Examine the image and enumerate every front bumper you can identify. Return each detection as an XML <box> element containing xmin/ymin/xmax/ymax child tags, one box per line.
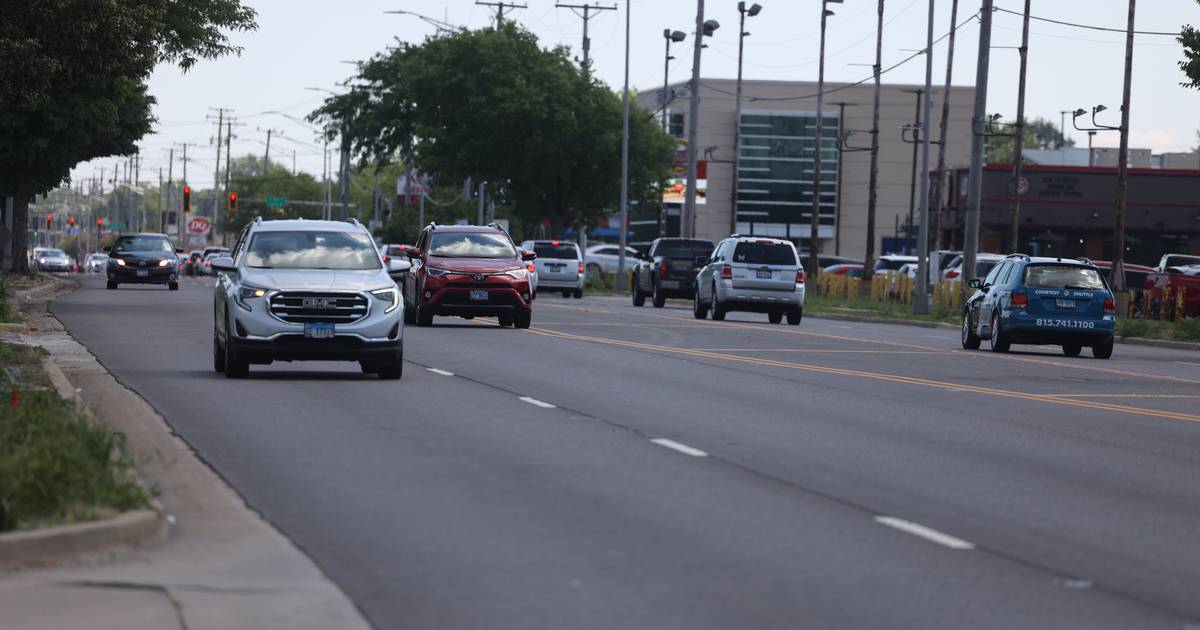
<box><xmin>39</xmin><ymin>262</ymin><xmax>72</xmax><ymax>272</ymax></box>
<box><xmin>230</xmin><ymin>335</ymin><xmax>402</xmax><ymax>363</ymax></box>
<box><xmin>717</xmin><ymin>281</ymin><xmax>806</xmax><ymax>309</ymax></box>
<box><xmin>108</xmin><ymin>265</ymin><xmax>177</xmax><ymax>283</ymax></box>
<box><xmin>421</xmin><ymin>280</ymin><xmax>532</xmax><ymax>316</ymax></box>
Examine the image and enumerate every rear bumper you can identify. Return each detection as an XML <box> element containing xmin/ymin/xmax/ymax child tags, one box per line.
<box><xmin>1002</xmin><ymin>310</ymin><xmax>1115</xmax><ymax>345</ymax></box>
<box><xmin>718</xmin><ymin>282</ymin><xmax>806</xmax><ymax>308</ymax></box>
<box><xmin>230</xmin><ymin>335</ymin><xmax>402</xmax><ymax>363</ymax></box>
<box><xmin>537</xmin><ymin>276</ymin><xmax>584</xmax><ymax>290</ymax></box>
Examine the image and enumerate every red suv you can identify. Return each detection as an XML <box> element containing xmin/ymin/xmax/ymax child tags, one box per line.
<box><xmin>403</xmin><ymin>224</ymin><xmax>536</xmax><ymax>328</ymax></box>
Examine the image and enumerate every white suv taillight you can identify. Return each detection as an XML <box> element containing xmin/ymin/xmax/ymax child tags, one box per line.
<box><xmin>796</xmin><ymin>269</ymin><xmax>806</xmax><ymax>285</ymax></box>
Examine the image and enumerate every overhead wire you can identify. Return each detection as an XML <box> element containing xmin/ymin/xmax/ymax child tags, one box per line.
<box><xmin>992</xmin><ymin>6</ymin><xmax>1181</xmax><ymax>37</ymax></box>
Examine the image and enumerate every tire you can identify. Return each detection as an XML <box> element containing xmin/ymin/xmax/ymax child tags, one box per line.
<box><xmin>710</xmin><ymin>285</ymin><xmax>726</xmax><ymax>321</ymax></box>
<box><xmin>376</xmin><ymin>354</ymin><xmax>404</xmax><ymax>380</ymax></box>
<box><xmin>106</xmin><ymin>281</ymin><xmax>117</xmax><ymax>290</ymax></box>
<box><xmin>416</xmin><ymin>303</ymin><xmax>434</xmax><ymax>327</ymax></box>
<box><xmin>168</xmin><ymin>282</ymin><xmax>179</xmax><ymax>291</ymax></box>
<box><xmin>212</xmin><ymin>336</ymin><xmax>225</xmax><ymax>373</ymax></box>
<box><xmin>652</xmin><ymin>282</ymin><xmax>666</xmax><ymax>308</ymax></box>
<box><xmin>787</xmin><ymin>306</ymin><xmax>803</xmax><ymax>326</ymax></box>
<box><xmin>514</xmin><ymin>310</ymin><xmax>532</xmax><ymax>329</ymax></box>
<box><xmin>573</xmin><ymin>289</ymin><xmax>583</xmax><ymax>299</ymax></box>
<box><xmin>961</xmin><ymin>310</ymin><xmax>981</xmax><ymax>349</ymax></box>
<box><xmin>223</xmin><ymin>317</ymin><xmax>249</xmax><ymax>378</ymax></box>
<box><xmin>693</xmin><ymin>289</ymin><xmax>709</xmax><ymax>319</ymax></box>
<box><xmin>632</xmin><ymin>274</ymin><xmax>646</xmax><ymax>307</ymax></box>
<box><xmin>989</xmin><ymin>312</ymin><xmax>1010</xmax><ymax>353</ymax></box>
<box><xmin>768</xmin><ymin>311</ymin><xmax>783</xmax><ymax>324</ymax></box>
<box><xmin>404</xmin><ymin>302</ymin><xmax>416</xmax><ymax>325</ymax></box>
<box><xmin>1092</xmin><ymin>337</ymin><xmax>1114</xmax><ymax>359</ymax></box>
<box><xmin>1062</xmin><ymin>344</ymin><xmax>1082</xmax><ymax>357</ymax></box>
<box><xmin>498</xmin><ymin>313</ymin><xmax>515</xmax><ymax>327</ymax></box>
<box><xmin>562</xmin><ymin>290</ymin><xmax>571</xmax><ymax>298</ymax></box>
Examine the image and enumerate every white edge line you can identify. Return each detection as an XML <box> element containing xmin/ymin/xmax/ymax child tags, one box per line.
<box><xmin>426</xmin><ymin>368</ymin><xmax>455</xmax><ymax>376</ymax></box>
<box><xmin>874</xmin><ymin>516</ymin><xmax>975</xmax><ymax>550</ymax></box>
<box><xmin>519</xmin><ymin>396</ymin><xmax>556</xmax><ymax>409</ymax></box>
<box><xmin>650</xmin><ymin>438</ymin><xmax>709</xmax><ymax>458</ymax></box>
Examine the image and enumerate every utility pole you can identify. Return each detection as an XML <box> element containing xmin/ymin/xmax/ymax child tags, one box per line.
<box><xmin>166</xmin><ymin>147</ymin><xmax>176</xmax><ymax>242</ymax></box>
<box><xmin>616</xmin><ymin>0</ymin><xmax>631</xmax><ymax>292</ymax></box>
<box><xmin>1007</xmin><ymin>0</ymin><xmax>1032</xmax><ymax>253</ymax></box>
<box><xmin>1111</xmin><ymin>0</ymin><xmax>1137</xmax><ymax>297</ymax></box>
<box><xmin>902</xmin><ymin>88</ymin><xmax>924</xmax><ymax>256</ymax></box>
<box><xmin>963</xmin><ymin>0</ymin><xmax>995</xmax><ymax>293</ymax></box>
<box><xmin>830</xmin><ymin>101</ymin><xmax>856</xmax><ymax>255</ymax></box>
<box><xmin>863</xmin><ymin>0</ymin><xmax>885</xmax><ymax>283</ymax></box>
<box><xmin>223</xmin><ymin>120</ymin><xmax>232</xmax><ymax>244</ymax></box>
<box><xmin>158</xmin><ymin>167</ymin><xmax>165</xmax><ymax>232</ymax></box>
<box><xmin>733</xmin><ymin>2</ymin><xmax>762</xmax><ymax>236</ymax></box>
<box><xmin>476</xmin><ymin>1</ymin><xmax>527</xmax><ymax>28</ymax></box>
<box><xmin>208</xmin><ymin>108</ymin><xmax>228</xmax><ymax>230</ymax></box>
<box><xmin>683</xmin><ymin>0</ymin><xmax>708</xmax><ymax>239</ymax></box>
<box><xmin>259</xmin><ymin>127</ymin><xmax>283</xmax><ymax>175</ymax></box>
<box><xmin>476</xmin><ymin>182</ymin><xmax>486</xmax><ymax>225</ymax></box>
<box><xmin>913</xmin><ymin>0</ymin><xmax>935</xmax><ymax>314</ymax></box>
<box><xmin>556</xmin><ymin>2</ymin><xmax>616</xmax><ymax>73</ymax></box>
<box><xmin>338</xmin><ymin>131</ymin><xmax>350</xmax><ymax>221</ymax></box>
<box><xmin>930</xmin><ymin>0</ymin><xmax>959</xmax><ymax>252</ymax></box>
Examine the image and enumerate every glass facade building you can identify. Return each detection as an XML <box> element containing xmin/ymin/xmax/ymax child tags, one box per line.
<box><xmin>735</xmin><ymin>110</ymin><xmax>841</xmax><ymax>240</ymax></box>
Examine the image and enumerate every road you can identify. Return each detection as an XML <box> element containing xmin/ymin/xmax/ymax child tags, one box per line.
<box><xmin>52</xmin><ymin>275</ymin><xmax>1200</xmax><ymax>629</ymax></box>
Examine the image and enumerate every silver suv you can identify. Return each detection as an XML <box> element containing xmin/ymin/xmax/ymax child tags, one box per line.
<box><xmin>211</xmin><ymin>218</ymin><xmax>408</xmax><ymax>379</ymax></box>
<box><xmin>693</xmin><ymin>236</ymin><xmax>806</xmax><ymax>325</ymax></box>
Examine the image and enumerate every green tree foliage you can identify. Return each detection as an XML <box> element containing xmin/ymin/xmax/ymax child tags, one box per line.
<box><xmin>0</xmin><ymin>1</ymin><xmax>256</xmax><ymax>272</ymax></box>
<box><xmin>985</xmin><ymin>117</ymin><xmax>1075</xmax><ymax>164</ymax></box>
<box><xmin>309</xmin><ymin>25</ymin><xmax>675</xmax><ymax>239</ymax></box>
<box><xmin>1181</xmin><ymin>6</ymin><xmax>1200</xmax><ymax>89</ymax></box>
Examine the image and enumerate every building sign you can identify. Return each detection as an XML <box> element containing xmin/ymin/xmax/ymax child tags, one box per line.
<box><xmin>186</xmin><ymin>216</ymin><xmax>211</xmax><ymax>235</ymax></box>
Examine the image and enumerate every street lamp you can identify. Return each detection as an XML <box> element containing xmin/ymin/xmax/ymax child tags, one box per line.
<box><xmin>661</xmin><ymin>29</ymin><xmax>687</xmax><ymax>131</ymax></box>
<box><xmin>808</xmin><ymin>0</ymin><xmax>841</xmax><ymax>276</ymax></box>
<box><xmin>683</xmin><ymin>1</ymin><xmax>719</xmax><ymax>238</ymax></box>
<box><xmin>732</xmin><ymin>2</ymin><xmax>762</xmax><ymax>235</ymax></box>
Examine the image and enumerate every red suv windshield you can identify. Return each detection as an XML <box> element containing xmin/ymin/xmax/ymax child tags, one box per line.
<box><xmin>428</xmin><ymin>232</ymin><xmax>515</xmax><ymax>259</ymax></box>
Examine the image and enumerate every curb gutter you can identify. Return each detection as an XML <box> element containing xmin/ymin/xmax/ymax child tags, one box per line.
<box><xmin>0</xmin><ymin>511</ymin><xmax>164</xmax><ymax>571</ymax></box>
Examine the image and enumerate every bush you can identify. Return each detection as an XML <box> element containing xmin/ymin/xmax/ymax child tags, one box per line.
<box><xmin>1117</xmin><ymin>318</ymin><xmax>1150</xmax><ymax>338</ymax></box>
<box><xmin>1176</xmin><ymin>317</ymin><xmax>1200</xmax><ymax>342</ymax></box>
<box><xmin>0</xmin><ymin>391</ymin><xmax>151</xmax><ymax>531</ymax></box>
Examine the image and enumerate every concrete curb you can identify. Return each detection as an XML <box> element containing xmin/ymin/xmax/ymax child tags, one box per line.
<box><xmin>39</xmin><ymin>357</ymin><xmax>76</xmax><ymax>400</ymax></box>
<box><xmin>0</xmin><ymin>510</ymin><xmax>164</xmax><ymax>571</ymax></box>
<box><xmin>807</xmin><ymin>311</ymin><xmax>959</xmax><ymax>330</ymax></box>
<box><xmin>1117</xmin><ymin>336</ymin><xmax>1200</xmax><ymax>352</ymax></box>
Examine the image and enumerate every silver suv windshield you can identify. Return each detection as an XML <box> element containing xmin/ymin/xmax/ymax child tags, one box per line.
<box><xmin>244</xmin><ymin>230</ymin><xmax>381</xmax><ymax>270</ymax></box>
<box><xmin>428</xmin><ymin>232</ymin><xmax>515</xmax><ymax>259</ymax></box>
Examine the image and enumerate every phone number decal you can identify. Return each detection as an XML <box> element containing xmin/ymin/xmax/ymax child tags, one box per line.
<box><xmin>1035</xmin><ymin>318</ymin><xmax>1095</xmax><ymax>329</ymax></box>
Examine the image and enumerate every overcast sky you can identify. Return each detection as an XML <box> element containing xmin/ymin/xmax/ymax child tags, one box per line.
<box><xmin>70</xmin><ymin>0</ymin><xmax>1200</xmax><ymax>190</ymax></box>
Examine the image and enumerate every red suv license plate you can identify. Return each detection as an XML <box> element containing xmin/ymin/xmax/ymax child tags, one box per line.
<box><xmin>469</xmin><ymin>289</ymin><xmax>488</xmax><ymax>301</ymax></box>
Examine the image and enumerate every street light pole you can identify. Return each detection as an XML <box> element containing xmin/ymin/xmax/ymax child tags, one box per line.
<box><xmin>683</xmin><ymin>0</ymin><xmax>708</xmax><ymax>239</ymax></box>
<box><xmin>962</xmin><ymin>0</ymin><xmax>995</xmax><ymax>296</ymax></box>
<box><xmin>810</xmin><ymin>0</ymin><xmax>839</xmax><ymax>277</ymax></box>
<box><xmin>617</xmin><ymin>0</ymin><xmax>632</xmax><ymax>292</ymax></box>
<box><xmin>1007</xmin><ymin>0</ymin><xmax>1032</xmax><ymax>254</ymax></box>
<box><xmin>863</xmin><ymin>0</ymin><xmax>884</xmax><ymax>283</ymax></box>
<box><xmin>733</xmin><ymin>3</ymin><xmax>762</xmax><ymax>237</ymax></box>
<box><xmin>913</xmin><ymin>0</ymin><xmax>935</xmax><ymax>315</ymax></box>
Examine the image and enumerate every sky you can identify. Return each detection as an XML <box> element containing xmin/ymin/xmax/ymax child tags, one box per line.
<box><xmin>70</xmin><ymin>0</ymin><xmax>1200</xmax><ymax>191</ymax></box>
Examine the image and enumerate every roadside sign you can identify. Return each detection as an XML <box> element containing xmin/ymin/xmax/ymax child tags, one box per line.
<box><xmin>108</xmin><ymin>221</ymin><xmax>126</xmax><ymax>230</ymax></box>
<box><xmin>186</xmin><ymin>216</ymin><xmax>211</xmax><ymax>235</ymax></box>
<box><xmin>266</xmin><ymin>195</ymin><xmax>287</xmax><ymax>208</ymax></box>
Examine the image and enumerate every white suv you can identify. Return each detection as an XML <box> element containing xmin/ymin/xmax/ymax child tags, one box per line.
<box><xmin>693</xmin><ymin>236</ymin><xmax>805</xmax><ymax>324</ymax></box>
<box><xmin>211</xmin><ymin>218</ymin><xmax>408</xmax><ymax>379</ymax></box>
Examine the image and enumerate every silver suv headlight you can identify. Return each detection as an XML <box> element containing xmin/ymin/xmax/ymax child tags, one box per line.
<box><xmin>371</xmin><ymin>287</ymin><xmax>400</xmax><ymax>314</ymax></box>
<box><xmin>235</xmin><ymin>284</ymin><xmax>270</xmax><ymax>311</ymax></box>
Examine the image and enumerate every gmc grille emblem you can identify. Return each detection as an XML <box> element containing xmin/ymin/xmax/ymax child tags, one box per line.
<box><xmin>302</xmin><ymin>298</ymin><xmax>336</xmax><ymax>309</ymax></box>
<box><xmin>472</xmin><ymin>273</ymin><xmax>487</xmax><ymax>281</ymax></box>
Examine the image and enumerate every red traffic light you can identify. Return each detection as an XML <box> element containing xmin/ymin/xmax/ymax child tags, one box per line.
<box><xmin>46</xmin><ymin>214</ymin><xmax>53</xmax><ymax>227</ymax></box>
<box><xmin>68</xmin><ymin>216</ymin><xmax>76</xmax><ymax>227</ymax></box>
<box><xmin>182</xmin><ymin>186</ymin><xmax>191</xmax><ymax>213</ymax></box>
<box><xmin>97</xmin><ymin>218</ymin><xmax>103</xmax><ymax>228</ymax></box>
<box><xmin>227</xmin><ymin>191</ymin><xmax>238</xmax><ymax>212</ymax></box>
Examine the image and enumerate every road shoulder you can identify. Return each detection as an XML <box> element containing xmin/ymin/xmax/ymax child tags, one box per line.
<box><xmin>0</xmin><ymin>280</ymin><xmax>370</xmax><ymax>630</ymax></box>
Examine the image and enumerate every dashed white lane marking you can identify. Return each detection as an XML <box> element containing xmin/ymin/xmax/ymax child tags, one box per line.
<box><xmin>1176</xmin><ymin>361</ymin><xmax>1200</xmax><ymax>367</ymax></box>
<box><xmin>650</xmin><ymin>438</ymin><xmax>708</xmax><ymax>458</ymax></box>
<box><xmin>519</xmin><ymin>396</ymin><xmax>556</xmax><ymax>409</ymax></box>
<box><xmin>874</xmin><ymin>516</ymin><xmax>975</xmax><ymax>550</ymax></box>
<box><xmin>427</xmin><ymin>368</ymin><xmax>455</xmax><ymax>376</ymax></box>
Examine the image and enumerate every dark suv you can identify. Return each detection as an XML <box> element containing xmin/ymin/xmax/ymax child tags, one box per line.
<box><xmin>403</xmin><ymin>224</ymin><xmax>536</xmax><ymax>328</ymax></box>
<box><xmin>632</xmin><ymin>237</ymin><xmax>715</xmax><ymax>308</ymax></box>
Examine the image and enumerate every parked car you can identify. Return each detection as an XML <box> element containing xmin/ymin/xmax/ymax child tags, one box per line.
<box><xmin>584</xmin><ymin>243</ymin><xmax>640</xmax><ymax>276</ymax></box>
<box><xmin>694</xmin><ymin>236</ymin><xmax>805</xmax><ymax>324</ymax></box>
<box><xmin>824</xmin><ymin>263</ymin><xmax>864</xmax><ymax>278</ymax></box>
<box><xmin>1091</xmin><ymin>260</ymin><xmax>1155</xmax><ymax>315</ymax></box>
<box><xmin>962</xmin><ymin>254</ymin><xmax>1116</xmax><ymax>359</ymax></box>
<box><xmin>33</xmin><ymin>247</ymin><xmax>73</xmax><ymax>272</ymax></box>
<box><xmin>800</xmin><ymin>253</ymin><xmax>862</xmax><ymax>270</ymax></box>
<box><xmin>521</xmin><ymin>240</ymin><xmax>584</xmax><ymax>298</ymax></box>
<box><xmin>944</xmin><ymin>252</ymin><xmax>1006</xmax><ymax>281</ymax></box>
<box><xmin>1143</xmin><ymin>254</ymin><xmax>1200</xmax><ymax>318</ymax></box>
<box><xmin>407</xmin><ymin>224</ymin><xmax>535</xmax><ymax>327</ymax></box>
<box><xmin>105</xmin><ymin>233</ymin><xmax>182</xmax><ymax>290</ymax></box>
<box><xmin>873</xmin><ymin>254</ymin><xmax>918</xmax><ymax>276</ymax></box>
<box><xmin>211</xmin><ymin>218</ymin><xmax>406</xmax><ymax>379</ymax></box>
<box><xmin>632</xmin><ymin>237</ymin><xmax>716</xmax><ymax>307</ymax></box>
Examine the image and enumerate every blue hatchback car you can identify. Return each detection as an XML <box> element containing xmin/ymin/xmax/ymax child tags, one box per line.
<box><xmin>962</xmin><ymin>254</ymin><xmax>1116</xmax><ymax>359</ymax></box>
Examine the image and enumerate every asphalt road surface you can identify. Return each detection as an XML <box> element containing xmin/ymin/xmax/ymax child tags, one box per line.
<box><xmin>52</xmin><ymin>275</ymin><xmax>1200</xmax><ymax>629</ymax></box>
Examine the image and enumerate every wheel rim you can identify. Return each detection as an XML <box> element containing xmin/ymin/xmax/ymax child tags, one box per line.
<box><xmin>990</xmin><ymin>314</ymin><xmax>1000</xmax><ymax>349</ymax></box>
<box><xmin>962</xmin><ymin>314</ymin><xmax>970</xmax><ymax>344</ymax></box>
<box><xmin>711</xmin><ymin>288</ymin><xmax>717</xmax><ymax>313</ymax></box>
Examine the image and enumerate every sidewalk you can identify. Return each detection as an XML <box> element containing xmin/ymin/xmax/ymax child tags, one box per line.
<box><xmin>0</xmin><ymin>279</ymin><xmax>371</xmax><ymax>630</ymax></box>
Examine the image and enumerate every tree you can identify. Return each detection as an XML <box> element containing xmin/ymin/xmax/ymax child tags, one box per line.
<box><xmin>310</xmin><ymin>25</ymin><xmax>675</xmax><ymax>239</ymax></box>
<box><xmin>985</xmin><ymin>117</ymin><xmax>1074</xmax><ymax>164</ymax></box>
<box><xmin>0</xmin><ymin>1</ymin><xmax>256</xmax><ymax>273</ymax></box>
<box><xmin>1181</xmin><ymin>6</ymin><xmax>1200</xmax><ymax>89</ymax></box>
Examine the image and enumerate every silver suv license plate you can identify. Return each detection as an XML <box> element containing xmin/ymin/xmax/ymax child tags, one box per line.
<box><xmin>304</xmin><ymin>323</ymin><xmax>335</xmax><ymax>339</ymax></box>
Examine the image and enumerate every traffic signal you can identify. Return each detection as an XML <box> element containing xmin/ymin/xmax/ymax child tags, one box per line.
<box><xmin>96</xmin><ymin>217</ymin><xmax>103</xmax><ymax>229</ymax></box>
<box><xmin>227</xmin><ymin>191</ymin><xmax>238</xmax><ymax>213</ymax></box>
<box><xmin>182</xmin><ymin>186</ymin><xmax>191</xmax><ymax>213</ymax></box>
<box><xmin>46</xmin><ymin>214</ymin><xmax>53</xmax><ymax>229</ymax></box>
<box><xmin>68</xmin><ymin>216</ymin><xmax>76</xmax><ymax>228</ymax></box>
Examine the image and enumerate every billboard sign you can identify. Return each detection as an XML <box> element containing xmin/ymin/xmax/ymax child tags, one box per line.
<box><xmin>186</xmin><ymin>216</ymin><xmax>211</xmax><ymax>235</ymax></box>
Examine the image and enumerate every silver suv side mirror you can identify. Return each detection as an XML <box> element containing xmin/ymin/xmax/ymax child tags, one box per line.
<box><xmin>210</xmin><ymin>256</ymin><xmax>236</xmax><ymax>273</ymax></box>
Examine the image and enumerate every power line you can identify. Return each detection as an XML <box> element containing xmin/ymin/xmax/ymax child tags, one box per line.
<box><xmin>992</xmin><ymin>6</ymin><xmax>1179</xmax><ymax>36</ymax></box>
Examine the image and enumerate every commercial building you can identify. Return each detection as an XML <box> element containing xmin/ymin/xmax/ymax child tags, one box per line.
<box><xmin>637</xmin><ymin>78</ymin><xmax>976</xmax><ymax>260</ymax></box>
